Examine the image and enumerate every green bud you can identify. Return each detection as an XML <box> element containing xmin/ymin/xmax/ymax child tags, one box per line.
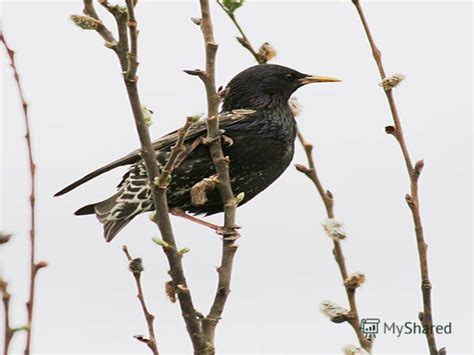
<box><xmin>142</xmin><ymin>106</ymin><xmax>153</xmax><ymax>127</ymax></box>
<box><xmin>178</xmin><ymin>247</ymin><xmax>190</xmax><ymax>255</ymax></box>
<box><xmin>191</xmin><ymin>113</ymin><xmax>203</xmax><ymax>123</ymax></box>
<box><xmin>149</xmin><ymin>212</ymin><xmax>157</xmax><ymax>222</ymax></box>
<box><xmin>152</xmin><ymin>237</ymin><xmax>170</xmax><ymax>248</ymax></box>
<box><xmin>235</xmin><ymin>192</ymin><xmax>245</xmax><ymax>204</ymax></box>
<box><xmin>222</xmin><ymin>0</ymin><xmax>245</xmax><ymax>13</ymax></box>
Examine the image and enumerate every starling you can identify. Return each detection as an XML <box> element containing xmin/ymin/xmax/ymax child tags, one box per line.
<box><xmin>55</xmin><ymin>64</ymin><xmax>340</xmax><ymax>241</ymax></box>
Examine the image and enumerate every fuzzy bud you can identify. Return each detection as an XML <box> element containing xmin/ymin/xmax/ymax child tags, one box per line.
<box><xmin>258</xmin><ymin>42</ymin><xmax>277</xmax><ymax>63</ymax></box>
<box><xmin>344</xmin><ymin>272</ymin><xmax>366</xmax><ymax>289</ymax></box>
<box><xmin>322</xmin><ymin>218</ymin><xmax>347</xmax><ymax>241</ymax></box>
<box><xmin>379</xmin><ymin>73</ymin><xmax>405</xmax><ymax>90</ymax></box>
<box><xmin>129</xmin><ymin>258</ymin><xmax>144</xmax><ymax>274</ymax></box>
<box><xmin>343</xmin><ymin>345</ymin><xmax>370</xmax><ymax>355</ymax></box>
<box><xmin>191</xmin><ymin>175</ymin><xmax>220</xmax><ymax>205</ymax></box>
<box><xmin>70</xmin><ymin>14</ymin><xmax>101</xmax><ymax>30</ymax></box>
<box><xmin>165</xmin><ymin>281</ymin><xmax>177</xmax><ymax>303</ymax></box>
<box><xmin>320</xmin><ymin>300</ymin><xmax>351</xmax><ymax>323</ymax></box>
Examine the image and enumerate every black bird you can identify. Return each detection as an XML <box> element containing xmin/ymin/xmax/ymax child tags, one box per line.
<box><xmin>55</xmin><ymin>64</ymin><xmax>340</xmax><ymax>241</ymax></box>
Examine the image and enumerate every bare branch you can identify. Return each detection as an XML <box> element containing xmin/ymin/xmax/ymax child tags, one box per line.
<box><xmin>216</xmin><ymin>5</ymin><xmax>371</xmax><ymax>352</ymax></box>
<box><xmin>77</xmin><ymin>1</ymin><xmax>209</xmax><ymax>352</ymax></box>
<box><xmin>351</xmin><ymin>1</ymin><xmax>441</xmax><ymax>353</ymax></box>
<box><xmin>122</xmin><ymin>246</ymin><xmax>159</xmax><ymax>355</ymax></box>
<box><xmin>0</xmin><ymin>31</ymin><xmax>48</xmax><ymax>355</ymax></box>
<box><xmin>1</xmin><ymin>278</ymin><xmax>17</xmax><ymax>355</ymax></box>
<box><xmin>296</xmin><ymin>130</ymin><xmax>372</xmax><ymax>352</ymax></box>
<box><xmin>192</xmin><ymin>0</ymin><xmax>241</xmax><ymax>347</ymax></box>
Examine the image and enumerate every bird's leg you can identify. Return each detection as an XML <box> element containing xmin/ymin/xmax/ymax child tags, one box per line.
<box><xmin>170</xmin><ymin>208</ymin><xmax>224</xmax><ymax>234</ymax></box>
<box><xmin>169</xmin><ymin>208</ymin><xmax>240</xmax><ymax>238</ymax></box>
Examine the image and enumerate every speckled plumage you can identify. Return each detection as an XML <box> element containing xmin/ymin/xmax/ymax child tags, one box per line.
<box><xmin>56</xmin><ymin>64</ymin><xmax>326</xmax><ymax>241</ymax></box>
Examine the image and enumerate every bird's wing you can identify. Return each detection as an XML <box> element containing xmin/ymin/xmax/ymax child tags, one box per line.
<box><xmin>54</xmin><ymin>110</ymin><xmax>255</xmax><ymax>196</ymax></box>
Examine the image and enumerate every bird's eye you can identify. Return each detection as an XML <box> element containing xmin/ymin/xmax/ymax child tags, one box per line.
<box><xmin>284</xmin><ymin>73</ymin><xmax>294</xmax><ymax>81</ymax></box>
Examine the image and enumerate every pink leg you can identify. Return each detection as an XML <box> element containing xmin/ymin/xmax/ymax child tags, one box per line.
<box><xmin>170</xmin><ymin>208</ymin><xmax>240</xmax><ymax>238</ymax></box>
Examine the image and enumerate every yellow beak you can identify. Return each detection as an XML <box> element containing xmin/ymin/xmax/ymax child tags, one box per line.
<box><xmin>299</xmin><ymin>75</ymin><xmax>341</xmax><ymax>85</ymax></box>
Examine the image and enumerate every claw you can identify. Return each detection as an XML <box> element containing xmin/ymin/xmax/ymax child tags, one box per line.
<box><xmin>221</xmin><ymin>134</ymin><xmax>234</xmax><ymax>147</ymax></box>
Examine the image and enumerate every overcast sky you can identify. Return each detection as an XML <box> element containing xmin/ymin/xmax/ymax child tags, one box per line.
<box><xmin>1</xmin><ymin>1</ymin><xmax>472</xmax><ymax>354</ymax></box>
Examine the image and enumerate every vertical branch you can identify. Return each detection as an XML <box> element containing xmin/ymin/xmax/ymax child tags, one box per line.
<box><xmin>0</xmin><ymin>32</ymin><xmax>48</xmax><ymax>355</ymax></box>
<box><xmin>295</xmin><ymin>133</ymin><xmax>371</xmax><ymax>352</ymax></box>
<box><xmin>122</xmin><ymin>246</ymin><xmax>159</xmax><ymax>355</ymax></box>
<box><xmin>351</xmin><ymin>1</ymin><xmax>442</xmax><ymax>354</ymax></box>
<box><xmin>1</xmin><ymin>278</ymin><xmax>28</xmax><ymax>355</ymax></box>
<box><xmin>75</xmin><ymin>2</ymin><xmax>209</xmax><ymax>353</ymax></box>
<box><xmin>217</xmin><ymin>5</ymin><xmax>371</xmax><ymax>352</ymax></box>
<box><xmin>1</xmin><ymin>278</ymin><xmax>14</xmax><ymax>355</ymax></box>
<box><xmin>190</xmin><ymin>0</ymin><xmax>240</xmax><ymax>346</ymax></box>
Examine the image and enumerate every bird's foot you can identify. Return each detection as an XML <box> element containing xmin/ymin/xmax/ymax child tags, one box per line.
<box><xmin>202</xmin><ymin>131</ymin><xmax>233</xmax><ymax>147</ymax></box>
<box><xmin>221</xmin><ymin>134</ymin><xmax>234</xmax><ymax>147</ymax></box>
<box><xmin>170</xmin><ymin>208</ymin><xmax>241</xmax><ymax>238</ymax></box>
<box><xmin>216</xmin><ymin>225</ymin><xmax>241</xmax><ymax>240</ymax></box>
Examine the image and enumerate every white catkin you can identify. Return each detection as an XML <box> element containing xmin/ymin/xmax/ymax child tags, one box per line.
<box><xmin>343</xmin><ymin>345</ymin><xmax>370</xmax><ymax>355</ymax></box>
<box><xmin>379</xmin><ymin>73</ymin><xmax>405</xmax><ymax>90</ymax></box>
<box><xmin>322</xmin><ymin>218</ymin><xmax>347</xmax><ymax>240</ymax></box>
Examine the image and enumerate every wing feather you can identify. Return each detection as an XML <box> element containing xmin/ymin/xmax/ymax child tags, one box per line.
<box><xmin>54</xmin><ymin>110</ymin><xmax>255</xmax><ymax>196</ymax></box>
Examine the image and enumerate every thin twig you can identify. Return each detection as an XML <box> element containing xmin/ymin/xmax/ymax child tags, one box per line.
<box><xmin>351</xmin><ymin>1</ymin><xmax>442</xmax><ymax>354</ymax></box>
<box><xmin>1</xmin><ymin>278</ymin><xmax>13</xmax><ymax>355</ymax></box>
<box><xmin>295</xmin><ymin>132</ymin><xmax>371</xmax><ymax>352</ymax></box>
<box><xmin>156</xmin><ymin>117</ymin><xmax>194</xmax><ymax>189</ymax></box>
<box><xmin>122</xmin><ymin>246</ymin><xmax>159</xmax><ymax>355</ymax></box>
<box><xmin>0</xmin><ymin>31</ymin><xmax>48</xmax><ymax>355</ymax></box>
<box><xmin>78</xmin><ymin>1</ymin><xmax>209</xmax><ymax>353</ymax></box>
<box><xmin>216</xmin><ymin>6</ymin><xmax>371</xmax><ymax>352</ymax></box>
<box><xmin>190</xmin><ymin>0</ymin><xmax>240</xmax><ymax>347</ymax></box>
<box><xmin>216</xmin><ymin>0</ymin><xmax>263</xmax><ymax>64</ymax></box>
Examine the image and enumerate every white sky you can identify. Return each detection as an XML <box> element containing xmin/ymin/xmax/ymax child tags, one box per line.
<box><xmin>1</xmin><ymin>1</ymin><xmax>472</xmax><ymax>354</ymax></box>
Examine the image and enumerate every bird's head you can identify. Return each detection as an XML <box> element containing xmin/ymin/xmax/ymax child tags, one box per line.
<box><xmin>222</xmin><ymin>64</ymin><xmax>340</xmax><ymax>111</ymax></box>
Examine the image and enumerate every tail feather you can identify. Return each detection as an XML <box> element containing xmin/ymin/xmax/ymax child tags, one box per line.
<box><xmin>74</xmin><ymin>204</ymin><xmax>96</xmax><ymax>215</ymax></box>
<box><xmin>103</xmin><ymin>219</ymin><xmax>133</xmax><ymax>243</ymax></box>
<box><xmin>76</xmin><ymin>192</ymin><xmax>136</xmax><ymax>242</ymax></box>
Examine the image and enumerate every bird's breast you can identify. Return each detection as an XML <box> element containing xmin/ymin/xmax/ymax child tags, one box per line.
<box><xmin>223</xmin><ymin>109</ymin><xmax>297</xmax><ymax>178</ymax></box>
